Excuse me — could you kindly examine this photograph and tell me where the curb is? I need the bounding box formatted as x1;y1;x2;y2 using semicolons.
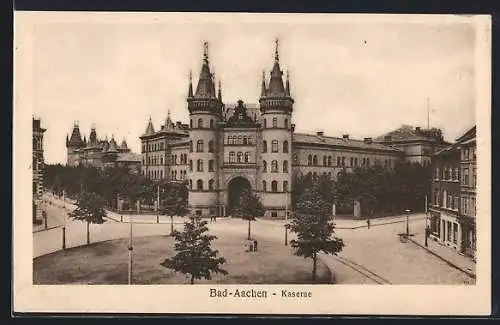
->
407;237;476;279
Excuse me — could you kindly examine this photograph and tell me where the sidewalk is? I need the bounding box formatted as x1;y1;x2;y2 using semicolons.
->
409;230;476;278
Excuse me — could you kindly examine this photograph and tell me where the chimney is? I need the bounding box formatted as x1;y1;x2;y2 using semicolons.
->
384;135;392;142
363;137;373;144
342;134;349;139
317;131;324;136
415;127;421;132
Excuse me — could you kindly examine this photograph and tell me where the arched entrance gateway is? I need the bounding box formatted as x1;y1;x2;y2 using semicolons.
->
227;176;252;216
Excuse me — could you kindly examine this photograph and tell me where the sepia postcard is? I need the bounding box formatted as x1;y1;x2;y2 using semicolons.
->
14;12;491;315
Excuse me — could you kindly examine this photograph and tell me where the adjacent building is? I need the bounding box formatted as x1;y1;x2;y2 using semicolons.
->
66;123;141;173
140;41;448;218
33;117;46;224
428;125;476;259
458;126;476;259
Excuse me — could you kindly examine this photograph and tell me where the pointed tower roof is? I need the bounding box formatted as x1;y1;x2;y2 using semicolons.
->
163;110;175;132
67;122;84;147
267;39;286;97
187;71;194;98
194;42;217;99
119;138;129;150
218;79;223;102
89;127;98;145
260;70;267;97
144;117;155;135
259;39;294;113
285;70;291;97
108;135;118;153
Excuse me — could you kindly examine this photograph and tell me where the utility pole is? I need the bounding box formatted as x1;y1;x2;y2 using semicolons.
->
427;97;430;130
405;209;411;236
156;184;160;223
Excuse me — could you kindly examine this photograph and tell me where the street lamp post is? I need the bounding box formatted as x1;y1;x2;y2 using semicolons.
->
405;209;411;237
425;217;429;247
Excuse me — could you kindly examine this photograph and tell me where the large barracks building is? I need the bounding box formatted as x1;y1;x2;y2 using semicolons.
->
140;41;447;218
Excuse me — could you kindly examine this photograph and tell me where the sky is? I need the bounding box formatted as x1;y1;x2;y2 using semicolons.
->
30;14;478;164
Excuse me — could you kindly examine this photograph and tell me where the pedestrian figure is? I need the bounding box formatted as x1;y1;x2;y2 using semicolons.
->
214;215;217;222
253;240;258;252
367;218;371;229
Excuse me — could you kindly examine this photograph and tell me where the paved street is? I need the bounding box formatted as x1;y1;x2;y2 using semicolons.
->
34;193;475;285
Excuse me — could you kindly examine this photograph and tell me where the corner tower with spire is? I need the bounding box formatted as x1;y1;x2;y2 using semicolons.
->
258;39;294;218
186;41;223;215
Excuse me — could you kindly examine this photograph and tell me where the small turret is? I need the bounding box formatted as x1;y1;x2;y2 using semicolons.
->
188;71;194;98
108;135;118;153
144;117;155;136
285;70;291;97
164;110;175;132
67;122;84;148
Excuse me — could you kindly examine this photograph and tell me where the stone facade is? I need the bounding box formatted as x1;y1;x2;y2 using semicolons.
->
33;117;46;224
140;41;447;218
66;123;141;173
429;125;476;258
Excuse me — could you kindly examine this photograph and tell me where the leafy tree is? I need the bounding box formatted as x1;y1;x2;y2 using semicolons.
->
289;184;345;283
158;182;189;235
161;216;228;284
68;191;107;245
232;189;265;240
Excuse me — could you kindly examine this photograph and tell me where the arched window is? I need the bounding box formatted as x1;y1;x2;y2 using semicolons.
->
210;119;214;129
283;160;288;173
208;179;214;190
308;155;312;166
271;160;278;173
262;180;267;192
237;135;242;144
189;140;193;152
197;159;204;172
328;156;332;166
229;152;235;163
313;155;318;166
284;118;289;129
283;140;289;153
189;160;193;171
189;179;192;189
323;156;327;166
228;136;233;145
208;140;214;153
160;156;164;165
341;157;345;166
263;160;267;172
196;140;204;152
263;119;267;128
272;118;278;128
243;136;248;145
283;181;289;193
197;179;203;190
198;118;203;128
262;140;267;153
271;140;278;152
232;135;237;144
244;152;250;163
328;172;332;178
171;170;175;179
271;180;278;192
337;156;341;166
237;152;243;163
174;170;177;179
174;155;178;165
208;159;214;171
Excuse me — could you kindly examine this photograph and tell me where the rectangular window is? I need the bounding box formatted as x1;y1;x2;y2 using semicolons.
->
209;160;214;172
271;140;278;153
463;197;468;215
454;197;459;211
463;168;469;186
471;197;476;216
453;223;458;244
473;168;476;187
350;157;353;167
271;212;278;218
447;221;452;242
